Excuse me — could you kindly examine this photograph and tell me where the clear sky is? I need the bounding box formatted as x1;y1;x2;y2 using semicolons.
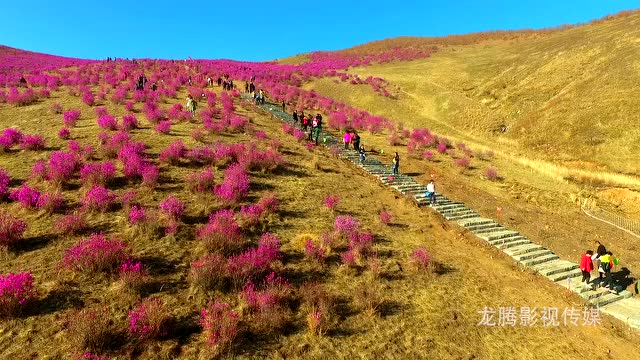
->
1;0;638;61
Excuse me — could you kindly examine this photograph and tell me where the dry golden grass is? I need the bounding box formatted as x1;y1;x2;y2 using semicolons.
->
2;67;640;359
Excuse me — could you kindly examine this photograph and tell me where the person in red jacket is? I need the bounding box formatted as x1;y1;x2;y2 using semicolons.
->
580;250;594;288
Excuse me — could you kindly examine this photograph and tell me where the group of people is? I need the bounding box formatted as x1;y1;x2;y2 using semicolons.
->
292;110;324;145
580;241;618;291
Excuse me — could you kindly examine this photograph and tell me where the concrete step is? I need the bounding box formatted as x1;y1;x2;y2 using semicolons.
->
520;253;560;267
457;218;495;227
533;260;579;276
442;209;475;218
588;291;633;307
446;213;480;221
512;248;553;262
479;230;520;241
493;238;531;250
472;225;507;235
503;244;546;257
438;206;472;215
601;299;640;327
464;221;500;232
431;202;466;211
547;268;583;282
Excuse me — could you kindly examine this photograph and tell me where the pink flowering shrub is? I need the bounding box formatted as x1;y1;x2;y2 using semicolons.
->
200;300;239;351
0;128;23;151
340;250;356;267
154;120;172;134
48;151;80;183
140;164;159;188
379;211;392;225
185;146;215;165
62;233;129;273
82;91;95;106
124;101;135;112
323;195;340;211
423;150;434;161
63;110;81;127
79;162;116;186
484;167;499;181
129;297;172;339
159;140;186;164
19;134;45;151
410;248;431;271
128;205;146;224
81;186;116;212
159;195;185;220
304;240;326;263
454;157;471;170
436;142;447;154
196;209;243;255
0;271;35;316
185;168;215;193
36;191;64;213
0;211;27;249
9;184;41;209
94;107;108;118
120;114;138;132
50;102;63;114
334;215;360;238
58;127;71;140
227;233;281;287
257;193;279;214
0;169;9;199
55;213;88;235
97;114;118;131
215;163;250;204
119;259;149;291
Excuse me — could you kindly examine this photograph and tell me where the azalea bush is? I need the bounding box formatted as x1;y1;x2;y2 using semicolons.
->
200;300;239;352
129;297;172;339
62;233;129;273
196;209;243;255
0;271;35;317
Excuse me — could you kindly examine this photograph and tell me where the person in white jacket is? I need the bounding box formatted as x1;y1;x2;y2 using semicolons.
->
426;180;436;205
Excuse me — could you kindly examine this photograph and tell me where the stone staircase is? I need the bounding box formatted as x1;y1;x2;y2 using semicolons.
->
246;96;640;330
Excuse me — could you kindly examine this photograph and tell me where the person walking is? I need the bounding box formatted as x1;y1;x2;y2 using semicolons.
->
392;152;400;175
580;250;594;289
359;146;366;164
282;100;286;112
594;241;607;283
352;132;361;151
186;94;196;116
599;251;615;291
426;180;436;206
314;115;322;145
343;131;352;150
292;110;298;124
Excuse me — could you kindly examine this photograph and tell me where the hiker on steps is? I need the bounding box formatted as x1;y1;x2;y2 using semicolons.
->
314;114;322;145
426;180;436;206
352;132;361;151
344;131;352;150
580;250;594;289
392;152;400;175
599;251;616;291
359;146;366;164
593;241;607;284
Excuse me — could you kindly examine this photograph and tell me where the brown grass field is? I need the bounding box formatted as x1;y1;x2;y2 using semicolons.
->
2;10;640;360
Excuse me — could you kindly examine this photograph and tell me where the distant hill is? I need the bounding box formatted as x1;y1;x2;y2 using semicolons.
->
0;45;95;74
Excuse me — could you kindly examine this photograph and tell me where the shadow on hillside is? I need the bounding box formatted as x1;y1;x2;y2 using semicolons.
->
139;255;181;276
404;172;423;177
12;234;58;253
613;267;635;290
22;287;84;318
379;299;406;318
169;312;202;345
388;222;409;229
273;165;309;178
281;268;327;287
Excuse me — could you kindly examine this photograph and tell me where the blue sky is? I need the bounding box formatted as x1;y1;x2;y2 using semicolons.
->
1;0;638;61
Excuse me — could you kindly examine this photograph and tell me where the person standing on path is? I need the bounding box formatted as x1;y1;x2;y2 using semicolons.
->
343;131;352;150
352;132;361;151
359;146;366;164
314;115;322;145
282;100;286;112
392;152;400;175
292;110;298;125
580;250;594;289
599;251;615;290
426;180;436;206
594;241;607;282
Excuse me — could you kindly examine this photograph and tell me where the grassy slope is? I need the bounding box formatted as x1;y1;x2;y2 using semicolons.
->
306;12;640;180
1;86;640;359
